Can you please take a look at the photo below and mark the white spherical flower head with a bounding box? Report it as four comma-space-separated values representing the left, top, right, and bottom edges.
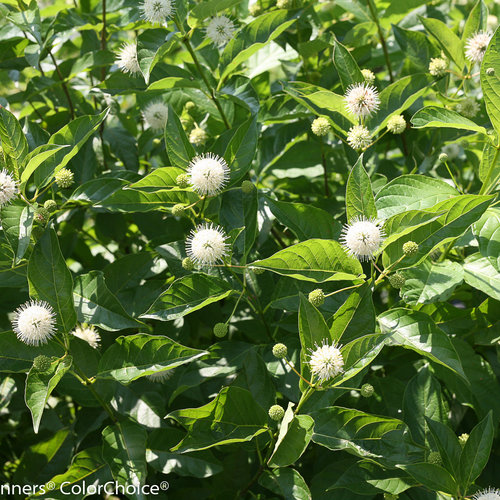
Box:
0, 169, 18, 206
72, 325, 101, 349
116, 43, 141, 75
341, 216, 385, 261
12, 300, 56, 346
206, 15, 235, 46
188, 153, 230, 196
344, 82, 380, 118
309, 341, 344, 382
186, 223, 229, 266
465, 31, 492, 63
456, 97, 480, 118
143, 101, 168, 130
347, 125, 371, 150
142, 0, 175, 24
473, 488, 500, 500
147, 370, 173, 383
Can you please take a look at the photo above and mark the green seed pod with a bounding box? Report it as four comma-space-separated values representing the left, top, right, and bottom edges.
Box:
182, 257, 195, 271
34, 207, 50, 224
389, 272, 405, 289
33, 355, 52, 371
172, 204, 185, 216
268, 404, 285, 421
213, 323, 228, 338
427, 451, 442, 465
241, 180, 255, 194
272, 343, 288, 359
43, 200, 57, 213
308, 288, 325, 307
360, 383, 374, 397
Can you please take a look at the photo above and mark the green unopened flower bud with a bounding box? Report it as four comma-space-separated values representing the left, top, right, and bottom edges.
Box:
272, 343, 288, 359
429, 57, 447, 77
184, 101, 196, 112
213, 322, 228, 338
361, 69, 375, 84
428, 451, 442, 465
182, 257, 195, 271
176, 174, 190, 188
308, 288, 325, 307
387, 115, 406, 134
383, 494, 398, 500
402, 241, 419, 255
311, 117, 331, 137
276, 0, 293, 9
172, 204, 185, 216
33, 355, 52, 371
458, 433, 469, 447
43, 200, 57, 213
241, 180, 255, 194
360, 383, 374, 397
486, 67, 495, 76
438, 152, 448, 162
268, 404, 285, 421
248, 3, 262, 16
34, 207, 50, 224
189, 127, 208, 147
389, 272, 405, 289
54, 168, 74, 188
180, 114, 194, 129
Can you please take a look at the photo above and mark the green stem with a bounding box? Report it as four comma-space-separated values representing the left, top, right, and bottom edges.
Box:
366, 0, 394, 82
479, 146, 500, 195
48, 49, 75, 120
443, 160, 463, 193
294, 385, 315, 415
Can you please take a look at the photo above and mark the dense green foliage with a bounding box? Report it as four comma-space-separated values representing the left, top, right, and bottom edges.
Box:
0, 0, 500, 498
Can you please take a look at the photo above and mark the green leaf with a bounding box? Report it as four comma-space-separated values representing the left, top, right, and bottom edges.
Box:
0, 106, 28, 174
0, 331, 64, 373
73, 271, 141, 331
458, 411, 494, 490
462, 0, 488, 45
382, 195, 493, 268
345, 154, 376, 221
28, 227, 77, 334
375, 174, 458, 219
141, 273, 234, 321
189, 0, 242, 26
250, 239, 363, 283
411, 106, 487, 135
392, 25, 440, 71
21, 145, 70, 186
399, 260, 464, 305
168, 386, 268, 452
420, 16, 466, 69
129, 166, 185, 191
219, 10, 299, 81
147, 76, 199, 91
97, 333, 207, 384
102, 420, 148, 499
398, 463, 457, 495
268, 403, 314, 467
1, 203, 34, 263
332, 39, 364, 92
311, 406, 422, 468
25, 355, 72, 433
164, 104, 195, 170
403, 367, 447, 447
259, 468, 312, 500
481, 27, 500, 137
463, 253, 500, 300
425, 418, 462, 479
137, 30, 179, 84
474, 207, 500, 270
478, 142, 500, 185
378, 308, 466, 380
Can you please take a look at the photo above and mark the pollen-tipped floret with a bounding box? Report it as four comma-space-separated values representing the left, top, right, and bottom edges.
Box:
143, 101, 168, 131
72, 324, 101, 349
309, 341, 344, 382
186, 223, 229, 266
344, 83, 380, 118
429, 57, 447, 77
347, 125, 371, 150
12, 300, 56, 346
187, 153, 230, 196
206, 16, 235, 46
0, 169, 17, 206
341, 216, 385, 261
387, 115, 406, 134
116, 43, 141, 75
141, 0, 175, 25
465, 31, 492, 63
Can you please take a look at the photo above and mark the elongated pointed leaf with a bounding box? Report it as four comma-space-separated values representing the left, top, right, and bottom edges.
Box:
346, 154, 376, 221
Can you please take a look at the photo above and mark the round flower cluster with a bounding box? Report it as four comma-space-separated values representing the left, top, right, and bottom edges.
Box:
361, 69, 375, 84
428, 57, 447, 77
402, 241, 419, 255
360, 383, 374, 397
33, 355, 52, 372
176, 173, 190, 188
44, 200, 57, 213
141, 0, 175, 25
473, 488, 500, 500
72, 324, 101, 348
143, 101, 168, 131
272, 343, 288, 359
213, 322, 228, 338
241, 180, 255, 193
344, 83, 380, 118
187, 153, 230, 196
0, 169, 17, 206
308, 288, 325, 307
311, 117, 330, 136
268, 404, 285, 421
182, 256, 195, 271
347, 125, 371, 150
55, 168, 74, 188
189, 127, 208, 146
116, 43, 140, 75
341, 216, 385, 261
387, 115, 406, 134
309, 341, 344, 382
465, 31, 492, 64
206, 16, 235, 46
12, 300, 56, 346
389, 272, 406, 289
186, 223, 229, 266
456, 97, 480, 118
